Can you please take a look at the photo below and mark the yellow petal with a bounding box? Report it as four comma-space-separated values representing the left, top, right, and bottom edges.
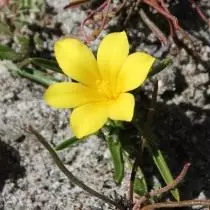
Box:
117, 52, 155, 92
55, 38, 100, 86
70, 102, 108, 138
108, 93, 135, 121
97, 32, 129, 87
44, 82, 104, 108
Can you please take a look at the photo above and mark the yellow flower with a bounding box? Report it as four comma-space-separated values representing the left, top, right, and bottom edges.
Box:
44, 32, 155, 138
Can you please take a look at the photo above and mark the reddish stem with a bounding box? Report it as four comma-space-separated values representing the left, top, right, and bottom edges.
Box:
143, 0, 181, 31
141, 200, 210, 210
80, 0, 109, 42
188, 0, 210, 26
134, 163, 191, 209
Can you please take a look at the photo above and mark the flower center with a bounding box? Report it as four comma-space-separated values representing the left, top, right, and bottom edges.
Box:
96, 80, 118, 99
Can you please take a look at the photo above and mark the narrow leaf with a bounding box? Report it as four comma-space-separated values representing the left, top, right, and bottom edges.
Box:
134, 177, 148, 196
107, 135, 124, 184
123, 151, 148, 196
16, 68, 57, 87
55, 136, 79, 151
133, 100, 179, 200
134, 166, 148, 196
31, 58, 62, 73
149, 144, 180, 201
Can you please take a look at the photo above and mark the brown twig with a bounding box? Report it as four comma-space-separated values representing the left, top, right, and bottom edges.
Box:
65, 0, 209, 44
188, 0, 210, 26
147, 163, 190, 198
158, 0, 174, 37
135, 163, 190, 208
79, 0, 127, 42
142, 0, 181, 31
91, 0, 112, 41
26, 126, 124, 210
139, 9, 168, 45
80, 0, 108, 42
141, 199, 210, 210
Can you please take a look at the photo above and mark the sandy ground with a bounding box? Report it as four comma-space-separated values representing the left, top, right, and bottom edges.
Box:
1, 0, 210, 209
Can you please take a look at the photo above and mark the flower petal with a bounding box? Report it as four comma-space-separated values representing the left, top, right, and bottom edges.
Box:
55, 38, 100, 86
70, 102, 108, 138
97, 32, 129, 86
117, 52, 155, 92
44, 82, 104, 108
108, 93, 135, 121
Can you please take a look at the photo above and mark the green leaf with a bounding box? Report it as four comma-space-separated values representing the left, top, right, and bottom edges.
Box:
13, 67, 57, 87
134, 177, 147, 196
123, 151, 148, 196
134, 167, 148, 196
55, 136, 79, 151
107, 134, 124, 184
0, 44, 21, 61
149, 145, 180, 201
133, 102, 179, 200
148, 57, 172, 78
30, 58, 62, 73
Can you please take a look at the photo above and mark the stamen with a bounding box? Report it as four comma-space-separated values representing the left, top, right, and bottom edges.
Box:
95, 80, 118, 99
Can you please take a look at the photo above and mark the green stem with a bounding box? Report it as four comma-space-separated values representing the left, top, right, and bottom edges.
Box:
28, 126, 123, 209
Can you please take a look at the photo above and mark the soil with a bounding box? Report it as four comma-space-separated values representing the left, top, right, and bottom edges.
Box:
1, 0, 210, 209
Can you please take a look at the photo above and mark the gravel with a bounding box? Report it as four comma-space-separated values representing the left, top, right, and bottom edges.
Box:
1, 0, 210, 209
